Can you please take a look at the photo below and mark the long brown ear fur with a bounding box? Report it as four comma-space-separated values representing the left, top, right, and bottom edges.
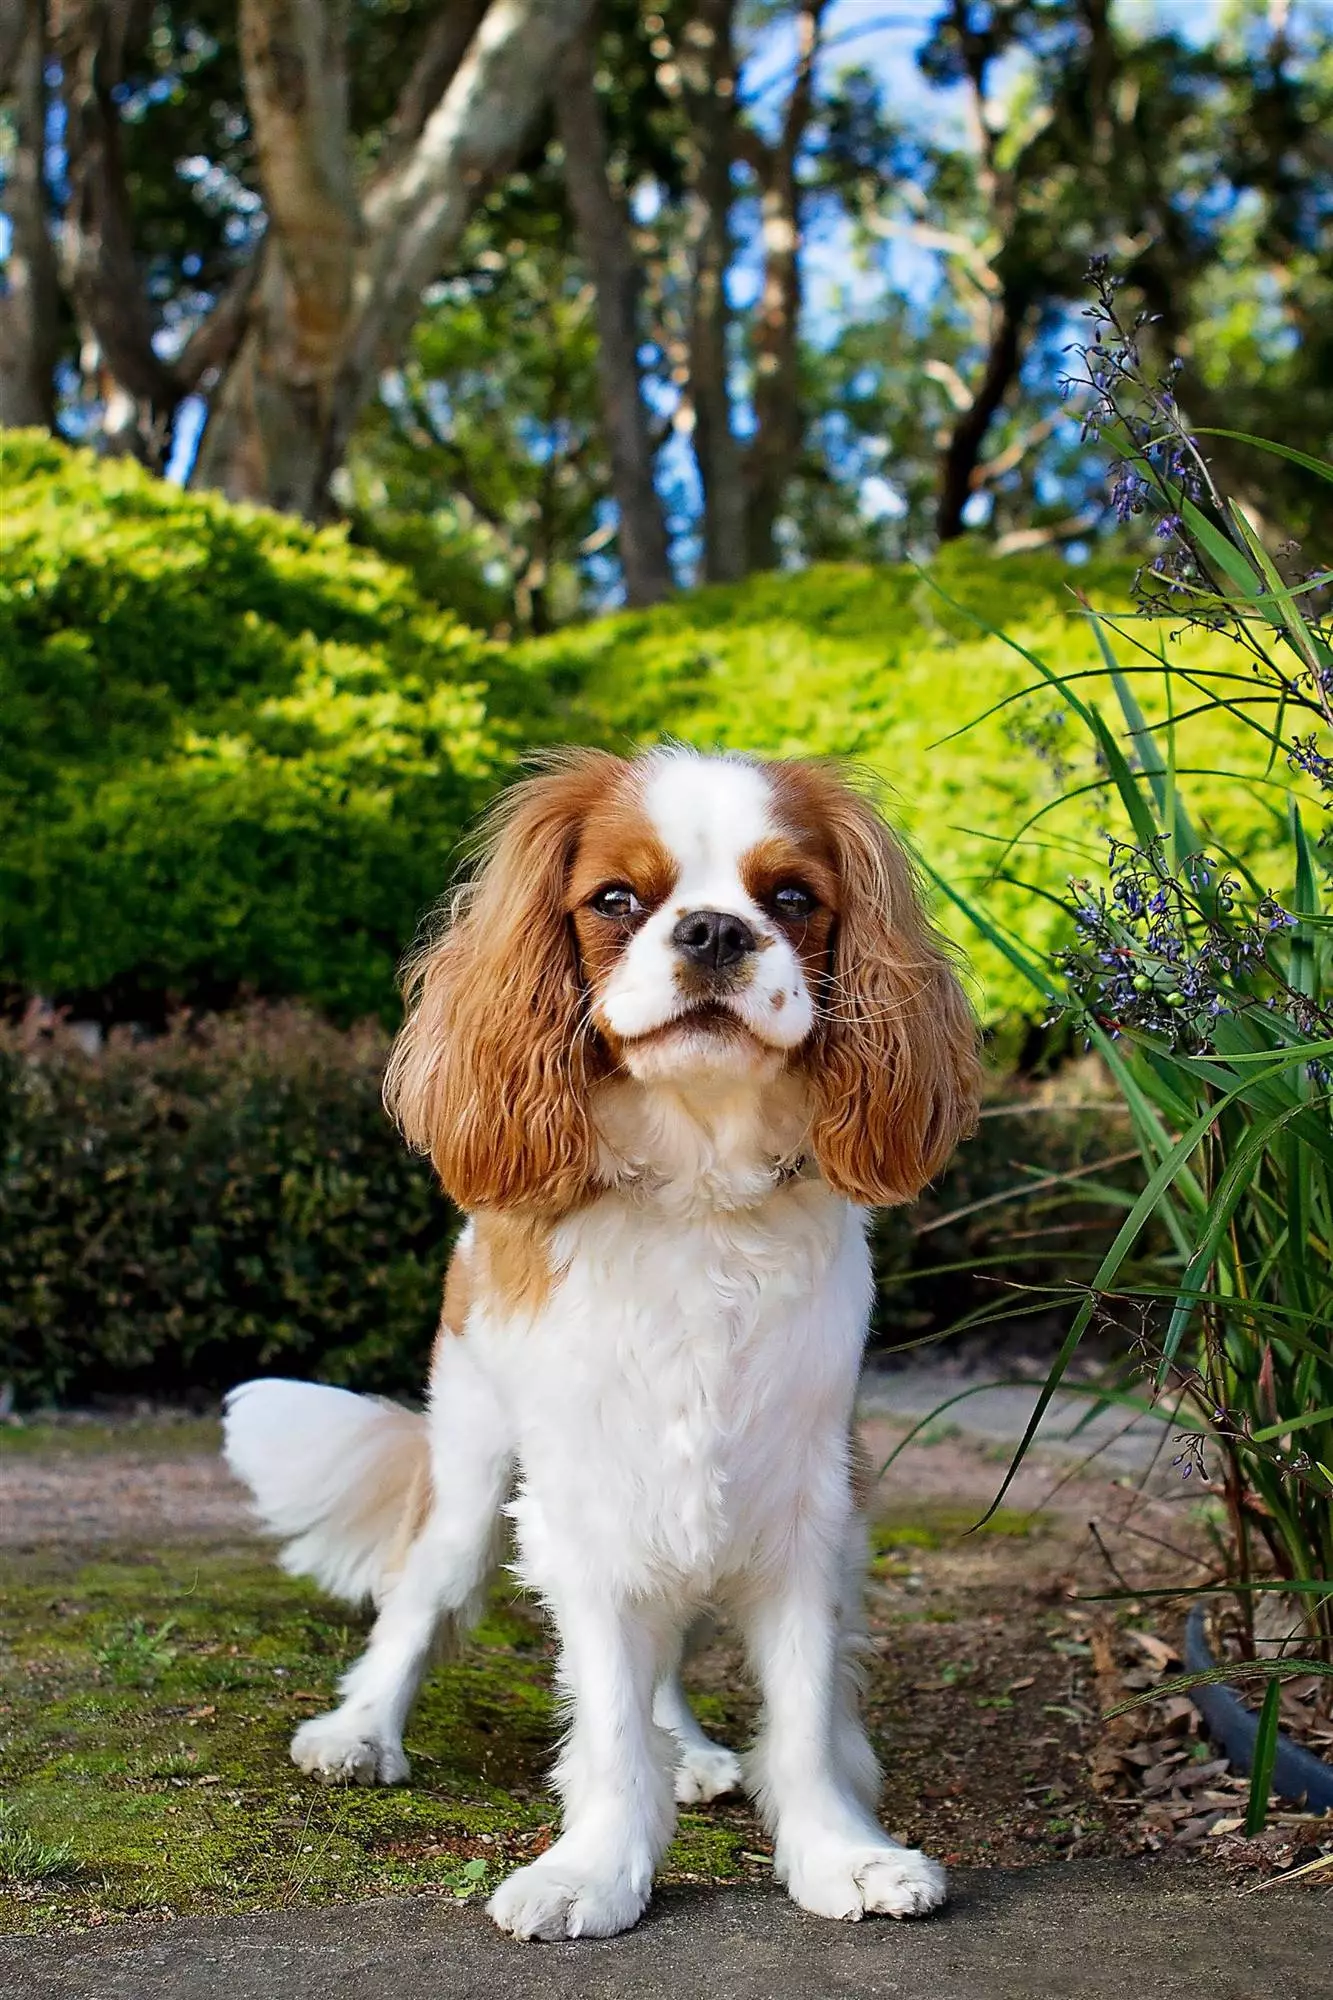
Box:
799, 770, 981, 1207
383, 751, 624, 1213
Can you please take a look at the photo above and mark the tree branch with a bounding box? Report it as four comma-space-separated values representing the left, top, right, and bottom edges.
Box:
364, 0, 490, 219
680, 0, 747, 583
972, 410, 1061, 489
862, 214, 1000, 297
923, 357, 972, 415
745, 0, 828, 569
937, 283, 1030, 541
555, 18, 672, 605
340, 0, 596, 444
0, 0, 29, 85
993, 507, 1101, 557
0, 0, 59, 427
175, 249, 264, 393
237, 0, 358, 374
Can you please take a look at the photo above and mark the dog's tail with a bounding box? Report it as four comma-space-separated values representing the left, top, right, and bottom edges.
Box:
222, 1379, 430, 1607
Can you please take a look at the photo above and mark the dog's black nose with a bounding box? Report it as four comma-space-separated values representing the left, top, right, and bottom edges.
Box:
672, 908, 757, 973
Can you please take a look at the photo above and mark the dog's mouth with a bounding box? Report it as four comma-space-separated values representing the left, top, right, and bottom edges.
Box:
624, 1001, 756, 1048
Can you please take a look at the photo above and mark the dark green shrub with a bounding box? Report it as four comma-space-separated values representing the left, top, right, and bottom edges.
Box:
0, 433, 548, 1024
872, 1059, 1139, 1353
0, 1008, 458, 1405
0, 1011, 1137, 1408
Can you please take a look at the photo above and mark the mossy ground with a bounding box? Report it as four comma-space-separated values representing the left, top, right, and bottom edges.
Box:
1, 1419, 1143, 1938
0, 1539, 760, 1937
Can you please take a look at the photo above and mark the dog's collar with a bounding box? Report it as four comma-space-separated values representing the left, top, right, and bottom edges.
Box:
772, 1153, 811, 1189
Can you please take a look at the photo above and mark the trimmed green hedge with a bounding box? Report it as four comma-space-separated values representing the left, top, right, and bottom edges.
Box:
517, 555, 1301, 1020
3, 438, 1297, 1027
0, 1009, 1131, 1407
0, 1009, 457, 1404
0, 433, 545, 1023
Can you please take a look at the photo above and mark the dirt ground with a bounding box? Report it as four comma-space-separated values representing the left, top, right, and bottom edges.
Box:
1, 1400, 1327, 1936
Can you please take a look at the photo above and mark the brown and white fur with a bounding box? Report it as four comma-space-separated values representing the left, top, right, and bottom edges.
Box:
223, 745, 980, 1941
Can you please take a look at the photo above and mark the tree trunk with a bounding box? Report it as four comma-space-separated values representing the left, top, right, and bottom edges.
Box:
554, 25, 672, 607
0, 0, 59, 429
744, 0, 825, 571
54, 0, 181, 458
681, 0, 746, 584
192, 0, 359, 512
330, 0, 598, 485
936, 285, 1028, 541
194, 0, 596, 518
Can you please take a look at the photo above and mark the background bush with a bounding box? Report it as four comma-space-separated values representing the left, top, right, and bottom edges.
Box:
872, 1058, 1137, 1355
6, 439, 1304, 1032
520, 551, 1307, 1022
0, 1009, 457, 1405
0, 434, 550, 1025
0, 1011, 1131, 1407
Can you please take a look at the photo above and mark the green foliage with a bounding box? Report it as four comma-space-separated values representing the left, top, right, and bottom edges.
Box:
345, 220, 612, 636
0, 1806, 77, 1888
0, 1542, 748, 1932
928, 372, 1333, 1817
0, 1007, 458, 1406
872, 1061, 1140, 1349
518, 544, 1302, 1021
92, 1618, 180, 1688
1, 1006, 1131, 1405
0, 433, 531, 1023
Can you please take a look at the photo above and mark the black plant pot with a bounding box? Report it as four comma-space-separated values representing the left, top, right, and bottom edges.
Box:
1184, 1603, 1333, 1813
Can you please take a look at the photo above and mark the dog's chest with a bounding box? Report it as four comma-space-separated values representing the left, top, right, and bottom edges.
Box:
502, 1189, 869, 1594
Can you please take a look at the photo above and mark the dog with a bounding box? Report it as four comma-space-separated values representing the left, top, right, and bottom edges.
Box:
223, 745, 980, 1940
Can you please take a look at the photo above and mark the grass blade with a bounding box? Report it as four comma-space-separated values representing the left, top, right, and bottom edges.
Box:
1245, 1678, 1282, 1836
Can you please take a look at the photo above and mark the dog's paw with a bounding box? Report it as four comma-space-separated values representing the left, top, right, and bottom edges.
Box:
290, 1712, 411, 1787
785, 1839, 947, 1922
488, 1859, 650, 1941
673, 1740, 742, 1804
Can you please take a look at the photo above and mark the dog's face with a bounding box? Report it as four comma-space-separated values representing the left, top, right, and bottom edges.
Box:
385, 748, 980, 1213
569, 753, 834, 1083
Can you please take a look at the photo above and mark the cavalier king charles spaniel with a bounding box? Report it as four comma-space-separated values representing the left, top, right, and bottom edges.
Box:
223, 745, 980, 1941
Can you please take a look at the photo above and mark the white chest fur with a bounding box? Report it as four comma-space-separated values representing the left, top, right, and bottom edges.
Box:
480, 1178, 871, 1602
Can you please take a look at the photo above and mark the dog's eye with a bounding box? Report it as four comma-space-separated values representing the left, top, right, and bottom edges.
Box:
590, 883, 642, 920
771, 883, 817, 921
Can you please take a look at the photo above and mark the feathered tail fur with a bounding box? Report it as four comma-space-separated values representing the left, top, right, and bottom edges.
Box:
222, 1379, 430, 1607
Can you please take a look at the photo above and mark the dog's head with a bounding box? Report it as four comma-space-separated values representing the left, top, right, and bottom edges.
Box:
385, 747, 980, 1212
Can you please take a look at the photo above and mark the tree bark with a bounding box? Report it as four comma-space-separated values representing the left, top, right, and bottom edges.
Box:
680, 0, 746, 584
364, 0, 490, 204
0, 0, 59, 429
192, 0, 359, 510
936, 284, 1029, 541
53, 0, 180, 456
554, 24, 672, 607
334, 0, 597, 464
744, 0, 825, 572
194, 0, 596, 518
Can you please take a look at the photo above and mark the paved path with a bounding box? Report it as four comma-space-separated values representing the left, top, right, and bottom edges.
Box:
1, 1365, 1170, 1547
3, 1863, 1326, 2000
860, 1366, 1172, 1478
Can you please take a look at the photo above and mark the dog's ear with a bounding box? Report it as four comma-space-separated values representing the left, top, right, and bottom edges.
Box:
384, 753, 623, 1213
804, 778, 980, 1207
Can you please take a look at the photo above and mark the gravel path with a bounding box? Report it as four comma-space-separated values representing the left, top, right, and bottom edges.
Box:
0, 1367, 1171, 1547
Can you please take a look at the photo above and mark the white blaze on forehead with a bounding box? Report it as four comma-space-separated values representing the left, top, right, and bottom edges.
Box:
640, 750, 774, 900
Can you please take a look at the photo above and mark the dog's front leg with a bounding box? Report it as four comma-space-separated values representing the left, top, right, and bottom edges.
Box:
291, 1344, 511, 1787
489, 1586, 676, 1941
743, 1544, 947, 1923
